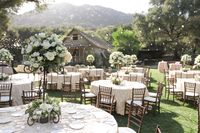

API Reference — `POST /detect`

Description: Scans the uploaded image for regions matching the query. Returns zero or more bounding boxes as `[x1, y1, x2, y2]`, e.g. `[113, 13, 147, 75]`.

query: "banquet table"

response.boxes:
[169, 63, 182, 71]
[176, 78, 200, 95]
[112, 72, 144, 82]
[47, 72, 82, 90]
[0, 102, 118, 133]
[91, 80, 148, 115]
[0, 66, 13, 75]
[121, 67, 145, 73]
[78, 68, 104, 79]
[169, 70, 200, 78]
[158, 61, 168, 73]
[0, 73, 40, 105]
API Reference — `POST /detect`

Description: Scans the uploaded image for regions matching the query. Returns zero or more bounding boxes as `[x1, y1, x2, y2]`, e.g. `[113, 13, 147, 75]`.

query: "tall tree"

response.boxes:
[112, 27, 140, 55]
[133, 0, 200, 59]
[0, 0, 41, 38]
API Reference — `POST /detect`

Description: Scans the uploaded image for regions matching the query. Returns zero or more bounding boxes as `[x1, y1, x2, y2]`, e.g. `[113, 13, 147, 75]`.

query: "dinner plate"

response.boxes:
[11, 112, 24, 117]
[66, 109, 76, 114]
[0, 107, 16, 113]
[0, 127, 15, 133]
[69, 122, 84, 130]
[0, 118, 11, 124]
[72, 114, 85, 119]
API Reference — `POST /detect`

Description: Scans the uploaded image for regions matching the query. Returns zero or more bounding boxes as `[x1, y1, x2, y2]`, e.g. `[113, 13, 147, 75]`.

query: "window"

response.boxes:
[72, 34, 78, 40]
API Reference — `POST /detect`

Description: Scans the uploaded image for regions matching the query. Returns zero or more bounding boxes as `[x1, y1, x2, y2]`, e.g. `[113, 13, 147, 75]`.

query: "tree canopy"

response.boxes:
[133, 0, 200, 59]
[112, 26, 140, 55]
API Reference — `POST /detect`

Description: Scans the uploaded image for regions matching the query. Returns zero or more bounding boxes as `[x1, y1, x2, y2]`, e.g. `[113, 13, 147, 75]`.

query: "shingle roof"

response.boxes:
[64, 28, 111, 50]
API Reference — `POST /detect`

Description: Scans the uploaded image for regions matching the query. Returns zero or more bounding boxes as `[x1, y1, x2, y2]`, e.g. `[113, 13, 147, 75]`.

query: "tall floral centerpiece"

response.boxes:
[0, 48, 13, 80]
[86, 54, 95, 66]
[26, 33, 72, 99]
[109, 51, 125, 70]
[181, 54, 192, 67]
[109, 51, 125, 85]
[193, 55, 200, 70]
[124, 54, 138, 74]
[25, 33, 71, 125]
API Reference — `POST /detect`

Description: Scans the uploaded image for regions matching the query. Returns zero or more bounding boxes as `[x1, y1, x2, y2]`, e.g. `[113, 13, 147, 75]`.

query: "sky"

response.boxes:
[18, 0, 151, 14]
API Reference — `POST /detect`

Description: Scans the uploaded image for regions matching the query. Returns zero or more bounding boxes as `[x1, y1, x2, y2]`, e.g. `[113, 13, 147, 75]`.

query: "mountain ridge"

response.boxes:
[11, 3, 133, 28]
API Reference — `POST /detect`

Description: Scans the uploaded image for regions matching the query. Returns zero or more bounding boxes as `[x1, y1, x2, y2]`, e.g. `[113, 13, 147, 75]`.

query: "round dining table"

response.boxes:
[111, 72, 144, 82]
[47, 72, 82, 90]
[0, 73, 40, 105]
[0, 102, 118, 133]
[78, 68, 104, 79]
[91, 80, 148, 115]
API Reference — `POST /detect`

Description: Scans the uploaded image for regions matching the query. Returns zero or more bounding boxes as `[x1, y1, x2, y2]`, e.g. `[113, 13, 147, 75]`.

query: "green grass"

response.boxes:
[47, 68, 198, 133]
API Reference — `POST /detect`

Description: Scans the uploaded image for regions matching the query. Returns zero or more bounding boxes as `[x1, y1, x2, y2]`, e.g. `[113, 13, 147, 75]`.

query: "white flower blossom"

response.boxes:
[26, 45, 33, 53]
[41, 40, 50, 49]
[44, 52, 56, 61]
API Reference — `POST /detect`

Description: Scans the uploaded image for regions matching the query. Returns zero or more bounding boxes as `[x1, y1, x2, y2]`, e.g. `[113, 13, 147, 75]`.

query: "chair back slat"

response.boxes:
[131, 88, 146, 102]
[22, 90, 40, 104]
[184, 82, 196, 93]
[0, 83, 12, 96]
[129, 74, 138, 82]
[99, 86, 112, 94]
[128, 105, 146, 133]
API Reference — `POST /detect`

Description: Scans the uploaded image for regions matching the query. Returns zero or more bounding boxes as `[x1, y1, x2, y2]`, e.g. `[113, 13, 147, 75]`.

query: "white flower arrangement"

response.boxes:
[25, 96, 60, 125]
[181, 54, 192, 65]
[0, 73, 9, 81]
[111, 76, 122, 85]
[193, 55, 200, 69]
[86, 54, 95, 64]
[109, 51, 125, 67]
[0, 48, 13, 63]
[124, 54, 137, 66]
[26, 33, 72, 72]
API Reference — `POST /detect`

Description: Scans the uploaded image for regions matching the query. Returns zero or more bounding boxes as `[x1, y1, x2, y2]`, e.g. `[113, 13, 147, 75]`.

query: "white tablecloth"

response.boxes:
[0, 73, 40, 105]
[121, 67, 144, 73]
[169, 63, 182, 71]
[0, 66, 13, 75]
[47, 72, 82, 90]
[79, 68, 104, 79]
[91, 80, 148, 115]
[176, 78, 200, 95]
[0, 102, 118, 133]
[158, 61, 168, 73]
[112, 72, 144, 82]
[169, 70, 200, 78]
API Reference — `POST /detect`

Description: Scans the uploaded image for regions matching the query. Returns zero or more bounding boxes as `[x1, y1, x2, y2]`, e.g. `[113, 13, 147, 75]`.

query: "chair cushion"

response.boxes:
[185, 92, 199, 97]
[144, 96, 156, 102]
[0, 96, 12, 102]
[126, 100, 143, 106]
[82, 92, 96, 98]
[169, 89, 182, 93]
[118, 127, 136, 133]
[148, 92, 157, 97]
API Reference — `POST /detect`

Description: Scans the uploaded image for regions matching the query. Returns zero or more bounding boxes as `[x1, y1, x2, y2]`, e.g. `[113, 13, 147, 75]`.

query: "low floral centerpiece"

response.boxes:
[111, 76, 122, 85]
[25, 95, 60, 126]
[0, 73, 9, 81]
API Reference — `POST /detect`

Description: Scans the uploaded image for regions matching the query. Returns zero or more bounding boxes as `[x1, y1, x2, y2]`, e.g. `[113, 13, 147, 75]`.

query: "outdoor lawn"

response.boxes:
[47, 68, 198, 133]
